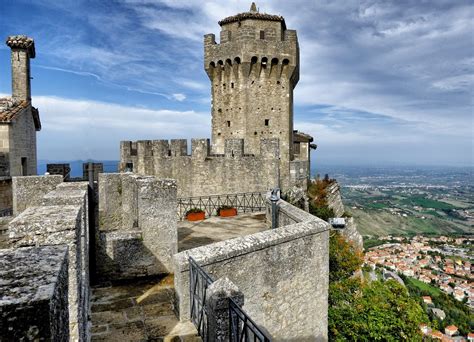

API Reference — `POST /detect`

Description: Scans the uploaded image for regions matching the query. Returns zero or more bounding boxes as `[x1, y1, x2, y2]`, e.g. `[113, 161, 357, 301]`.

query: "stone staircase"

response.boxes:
[91, 274, 201, 341]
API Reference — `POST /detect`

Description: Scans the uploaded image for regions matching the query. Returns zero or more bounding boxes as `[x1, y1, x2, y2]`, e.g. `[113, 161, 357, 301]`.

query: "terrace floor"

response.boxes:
[177, 212, 268, 252]
[90, 275, 200, 341]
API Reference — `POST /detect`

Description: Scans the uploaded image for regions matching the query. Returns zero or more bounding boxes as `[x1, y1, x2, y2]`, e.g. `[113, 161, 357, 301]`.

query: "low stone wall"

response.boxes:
[12, 175, 63, 215]
[0, 245, 69, 341]
[97, 173, 177, 281]
[8, 181, 90, 341]
[173, 198, 330, 341]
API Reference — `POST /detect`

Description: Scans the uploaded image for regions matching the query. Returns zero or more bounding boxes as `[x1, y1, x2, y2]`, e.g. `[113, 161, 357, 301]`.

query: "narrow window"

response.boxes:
[21, 157, 27, 176]
[125, 162, 134, 172]
[264, 119, 269, 126]
[260, 30, 265, 39]
[227, 121, 231, 127]
[231, 82, 234, 88]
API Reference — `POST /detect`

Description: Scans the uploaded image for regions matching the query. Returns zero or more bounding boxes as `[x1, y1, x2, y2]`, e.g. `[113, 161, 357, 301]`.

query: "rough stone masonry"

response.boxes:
[120, 3, 313, 196]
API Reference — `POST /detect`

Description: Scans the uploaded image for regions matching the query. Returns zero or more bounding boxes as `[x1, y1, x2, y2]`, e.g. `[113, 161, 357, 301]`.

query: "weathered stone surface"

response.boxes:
[120, 139, 281, 197]
[8, 182, 90, 342]
[325, 182, 345, 217]
[97, 173, 178, 281]
[340, 217, 363, 251]
[0, 245, 69, 341]
[12, 175, 62, 215]
[206, 277, 244, 342]
[325, 181, 363, 250]
[138, 177, 177, 273]
[174, 197, 330, 341]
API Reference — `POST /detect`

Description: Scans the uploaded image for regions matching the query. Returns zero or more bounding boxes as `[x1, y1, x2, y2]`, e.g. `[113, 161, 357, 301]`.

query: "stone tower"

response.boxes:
[204, 3, 300, 189]
[6, 35, 35, 101]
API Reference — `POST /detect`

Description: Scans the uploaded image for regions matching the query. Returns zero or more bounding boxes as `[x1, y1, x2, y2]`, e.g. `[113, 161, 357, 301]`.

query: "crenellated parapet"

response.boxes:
[120, 138, 284, 197]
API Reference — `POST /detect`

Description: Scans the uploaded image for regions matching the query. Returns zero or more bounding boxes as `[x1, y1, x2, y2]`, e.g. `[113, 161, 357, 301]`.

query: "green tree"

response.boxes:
[329, 233, 363, 282]
[328, 235, 428, 341]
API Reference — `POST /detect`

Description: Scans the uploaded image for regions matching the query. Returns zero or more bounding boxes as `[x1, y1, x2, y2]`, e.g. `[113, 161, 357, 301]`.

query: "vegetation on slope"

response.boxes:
[401, 274, 474, 336]
[307, 176, 335, 221]
[328, 234, 428, 341]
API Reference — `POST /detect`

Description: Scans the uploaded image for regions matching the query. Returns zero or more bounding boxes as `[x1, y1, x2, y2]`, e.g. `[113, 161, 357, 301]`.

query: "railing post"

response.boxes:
[205, 277, 244, 342]
[270, 188, 280, 229]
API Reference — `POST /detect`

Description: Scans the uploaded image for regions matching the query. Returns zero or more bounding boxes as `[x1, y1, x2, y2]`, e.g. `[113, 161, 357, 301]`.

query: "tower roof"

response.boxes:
[6, 35, 35, 58]
[218, 3, 286, 28]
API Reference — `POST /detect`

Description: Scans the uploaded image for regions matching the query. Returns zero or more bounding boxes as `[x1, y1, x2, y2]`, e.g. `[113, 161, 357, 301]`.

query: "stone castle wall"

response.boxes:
[5, 106, 37, 177]
[0, 246, 69, 341]
[8, 177, 90, 341]
[174, 196, 329, 341]
[204, 19, 299, 191]
[97, 173, 177, 281]
[119, 138, 306, 197]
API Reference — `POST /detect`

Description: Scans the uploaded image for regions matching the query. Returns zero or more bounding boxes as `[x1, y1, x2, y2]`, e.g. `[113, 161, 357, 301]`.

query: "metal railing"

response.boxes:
[0, 208, 12, 217]
[178, 192, 266, 220]
[189, 256, 214, 341]
[229, 298, 271, 342]
[189, 257, 272, 342]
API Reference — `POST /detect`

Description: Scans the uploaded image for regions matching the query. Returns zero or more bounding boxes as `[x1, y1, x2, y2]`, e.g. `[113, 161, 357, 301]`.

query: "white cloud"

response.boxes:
[32, 95, 210, 160]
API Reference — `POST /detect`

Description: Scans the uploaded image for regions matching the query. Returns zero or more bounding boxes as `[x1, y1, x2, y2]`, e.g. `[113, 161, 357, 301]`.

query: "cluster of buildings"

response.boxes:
[365, 235, 473, 340]
[420, 323, 474, 342]
[365, 236, 473, 307]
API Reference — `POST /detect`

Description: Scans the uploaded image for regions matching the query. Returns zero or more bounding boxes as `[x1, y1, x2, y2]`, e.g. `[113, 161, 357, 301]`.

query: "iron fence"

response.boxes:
[188, 257, 272, 342]
[229, 298, 272, 342]
[189, 256, 214, 341]
[178, 191, 266, 220]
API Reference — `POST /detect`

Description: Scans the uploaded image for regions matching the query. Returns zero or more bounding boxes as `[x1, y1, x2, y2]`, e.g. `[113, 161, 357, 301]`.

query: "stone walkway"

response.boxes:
[91, 275, 200, 341]
[178, 212, 267, 251]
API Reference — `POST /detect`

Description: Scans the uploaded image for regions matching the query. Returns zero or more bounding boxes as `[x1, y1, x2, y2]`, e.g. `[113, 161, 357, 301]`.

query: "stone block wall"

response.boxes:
[120, 138, 284, 197]
[97, 173, 177, 281]
[7, 105, 37, 177]
[12, 174, 63, 215]
[47, 163, 71, 180]
[8, 181, 90, 341]
[0, 245, 69, 341]
[173, 198, 330, 341]
[0, 178, 12, 211]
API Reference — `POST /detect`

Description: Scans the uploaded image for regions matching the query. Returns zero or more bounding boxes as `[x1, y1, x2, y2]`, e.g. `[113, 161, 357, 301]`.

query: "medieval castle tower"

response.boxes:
[120, 3, 313, 196]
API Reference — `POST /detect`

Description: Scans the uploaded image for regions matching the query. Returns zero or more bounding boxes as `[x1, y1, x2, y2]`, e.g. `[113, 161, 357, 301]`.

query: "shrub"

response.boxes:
[185, 207, 204, 216]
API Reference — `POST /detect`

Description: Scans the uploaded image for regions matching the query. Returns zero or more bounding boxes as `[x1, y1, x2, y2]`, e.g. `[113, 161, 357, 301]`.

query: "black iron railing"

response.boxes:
[178, 192, 266, 220]
[189, 257, 272, 342]
[189, 256, 214, 340]
[229, 298, 272, 342]
[0, 208, 12, 217]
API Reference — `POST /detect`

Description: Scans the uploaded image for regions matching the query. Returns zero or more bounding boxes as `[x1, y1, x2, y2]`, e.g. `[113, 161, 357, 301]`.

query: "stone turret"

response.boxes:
[6, 35, 35, 101]
[204, 3, 299, 189]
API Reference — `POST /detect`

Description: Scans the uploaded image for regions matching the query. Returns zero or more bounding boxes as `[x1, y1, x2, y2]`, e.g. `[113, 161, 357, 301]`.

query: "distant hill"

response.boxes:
[37, 160, 119, 178]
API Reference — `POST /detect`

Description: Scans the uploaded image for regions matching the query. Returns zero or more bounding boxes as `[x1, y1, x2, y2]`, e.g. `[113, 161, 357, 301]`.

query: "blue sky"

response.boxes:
[0, 0, 472, 166]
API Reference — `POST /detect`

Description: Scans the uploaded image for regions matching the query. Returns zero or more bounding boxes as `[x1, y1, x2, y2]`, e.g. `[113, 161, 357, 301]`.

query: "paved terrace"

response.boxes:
[177, 212, 268, 252]
[91, 212, 268, 341]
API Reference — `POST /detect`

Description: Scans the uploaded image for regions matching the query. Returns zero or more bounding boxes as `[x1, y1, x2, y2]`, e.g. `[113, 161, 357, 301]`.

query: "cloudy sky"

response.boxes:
[0, 0, 472, 167]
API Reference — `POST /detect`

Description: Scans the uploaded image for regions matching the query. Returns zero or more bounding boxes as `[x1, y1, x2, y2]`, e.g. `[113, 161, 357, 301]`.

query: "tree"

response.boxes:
[329, 233, 363, 282]
[328, 235, 428, 341]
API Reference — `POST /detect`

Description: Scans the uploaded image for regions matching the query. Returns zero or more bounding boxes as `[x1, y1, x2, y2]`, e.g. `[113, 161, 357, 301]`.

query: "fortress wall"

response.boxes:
[12, 174, 63, 215]
[8, 181, 90, 342]
[120, 138, 284, 197]
[97, 173, 177, 280]
[173, 199, 329, 341]
[0, 246, 69, 341]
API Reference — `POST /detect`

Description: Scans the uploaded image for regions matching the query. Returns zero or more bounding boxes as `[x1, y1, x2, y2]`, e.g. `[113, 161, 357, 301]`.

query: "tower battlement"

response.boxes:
[119, 3, 312, 197]
[120, 138, 281, 197]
